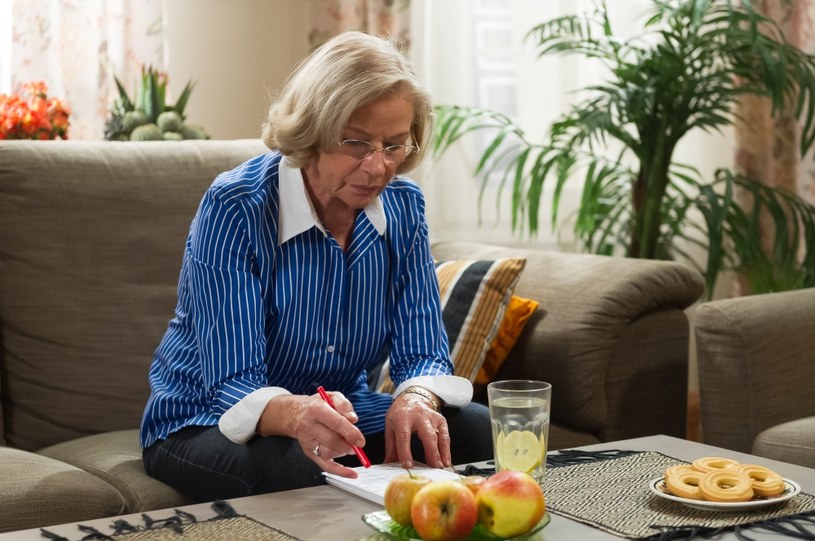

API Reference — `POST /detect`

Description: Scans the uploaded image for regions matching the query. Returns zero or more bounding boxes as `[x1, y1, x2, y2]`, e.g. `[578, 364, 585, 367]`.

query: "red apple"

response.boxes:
[384, 472, 431, 527]
[477, 470, 545, 538]
[459, 475, 486, 497]
[410, 480, 478, 541]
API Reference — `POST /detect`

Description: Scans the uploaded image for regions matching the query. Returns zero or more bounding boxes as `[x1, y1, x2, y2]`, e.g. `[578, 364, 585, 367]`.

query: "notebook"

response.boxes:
[322, 462, 461, 505]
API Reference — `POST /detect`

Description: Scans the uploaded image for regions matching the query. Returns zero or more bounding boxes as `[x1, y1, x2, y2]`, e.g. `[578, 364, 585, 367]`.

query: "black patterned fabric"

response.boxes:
[544, 450, 815, 540]
[39, 501, 303, 541]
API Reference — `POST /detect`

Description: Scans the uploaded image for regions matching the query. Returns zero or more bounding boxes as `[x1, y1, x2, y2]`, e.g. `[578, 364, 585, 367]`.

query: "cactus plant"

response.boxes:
[104, 66, 210, 142]
[157, 111, 183, 133]
[130, 124, 164, 141]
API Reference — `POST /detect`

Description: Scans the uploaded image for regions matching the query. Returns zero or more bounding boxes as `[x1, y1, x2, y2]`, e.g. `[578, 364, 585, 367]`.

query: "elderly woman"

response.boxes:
[140, 31, 492, 500]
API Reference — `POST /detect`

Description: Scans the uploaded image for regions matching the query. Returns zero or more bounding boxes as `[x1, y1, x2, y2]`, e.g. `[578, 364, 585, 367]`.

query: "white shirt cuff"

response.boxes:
[393, 375, 473, 408]
[218, 387, 291, 444]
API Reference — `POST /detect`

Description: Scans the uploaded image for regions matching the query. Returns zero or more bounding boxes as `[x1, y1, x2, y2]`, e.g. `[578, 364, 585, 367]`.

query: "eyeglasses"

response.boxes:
[337, 139, 419, 163]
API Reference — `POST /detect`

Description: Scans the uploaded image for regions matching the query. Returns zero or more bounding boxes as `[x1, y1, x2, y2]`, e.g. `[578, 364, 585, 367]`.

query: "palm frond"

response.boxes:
[432, 0, 815, 297]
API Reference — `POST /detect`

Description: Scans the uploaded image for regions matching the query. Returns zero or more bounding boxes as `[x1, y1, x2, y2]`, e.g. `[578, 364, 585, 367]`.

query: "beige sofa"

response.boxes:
[0, 140, 704, 533]
[696, 288, 815, 468]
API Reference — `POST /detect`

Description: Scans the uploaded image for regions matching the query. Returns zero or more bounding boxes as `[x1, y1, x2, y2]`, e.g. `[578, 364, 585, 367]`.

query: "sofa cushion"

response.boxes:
[476, 294, 539, 386]
[547, 423, 601, 451]
[430, 240, 702, 434]
[752, 417, 815, 469]
[376, 257, 526, 392]
[0, 140, 268, 451]
[0, 446, 126, 533]
[38, 429, 194, 513]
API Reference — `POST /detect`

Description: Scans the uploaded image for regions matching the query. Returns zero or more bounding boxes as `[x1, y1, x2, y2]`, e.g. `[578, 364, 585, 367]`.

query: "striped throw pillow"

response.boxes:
[377, 257, 527, 393]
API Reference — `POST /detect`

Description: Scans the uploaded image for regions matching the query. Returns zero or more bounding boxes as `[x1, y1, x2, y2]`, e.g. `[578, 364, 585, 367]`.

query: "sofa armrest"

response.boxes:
[695, 288, 815, 453]
[430, 240, 704, 446]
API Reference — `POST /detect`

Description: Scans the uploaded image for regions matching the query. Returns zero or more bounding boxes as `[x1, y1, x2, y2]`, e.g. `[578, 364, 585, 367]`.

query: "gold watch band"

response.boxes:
[399, 386, 442, 412]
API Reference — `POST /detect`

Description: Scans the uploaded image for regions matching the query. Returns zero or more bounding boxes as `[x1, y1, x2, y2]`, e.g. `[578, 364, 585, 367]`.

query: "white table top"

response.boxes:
[3, 435, 813, 540]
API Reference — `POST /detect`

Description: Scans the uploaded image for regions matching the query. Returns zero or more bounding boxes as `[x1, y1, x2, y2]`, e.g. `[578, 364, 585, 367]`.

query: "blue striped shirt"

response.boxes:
[140, 152, 453, 447]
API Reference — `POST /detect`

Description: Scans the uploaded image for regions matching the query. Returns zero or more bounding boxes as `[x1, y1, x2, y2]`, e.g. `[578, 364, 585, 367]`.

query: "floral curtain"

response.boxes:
[307, 0, 411, 51]
[733, 0, 815, 205]
[8, 0, 167, 140]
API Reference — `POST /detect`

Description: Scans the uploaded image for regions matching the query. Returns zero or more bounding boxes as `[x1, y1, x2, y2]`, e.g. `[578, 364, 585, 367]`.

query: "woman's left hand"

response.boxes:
[384, 391, 450, 469]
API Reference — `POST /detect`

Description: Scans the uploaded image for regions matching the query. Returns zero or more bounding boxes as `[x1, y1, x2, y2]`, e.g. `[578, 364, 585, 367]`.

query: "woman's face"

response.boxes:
[303, 90, 414, 214]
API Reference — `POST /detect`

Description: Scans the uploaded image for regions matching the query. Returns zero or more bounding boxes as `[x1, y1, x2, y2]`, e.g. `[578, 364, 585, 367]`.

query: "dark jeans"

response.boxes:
[143, 402, 493, 502]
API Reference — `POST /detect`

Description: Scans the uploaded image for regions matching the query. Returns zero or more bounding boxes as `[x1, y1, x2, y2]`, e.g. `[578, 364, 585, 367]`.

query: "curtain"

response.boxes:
[733, 0, 815, 204]
[307, 0, 411, 50]
[729, 1, 815, 297]
[8, 0, 167, 140]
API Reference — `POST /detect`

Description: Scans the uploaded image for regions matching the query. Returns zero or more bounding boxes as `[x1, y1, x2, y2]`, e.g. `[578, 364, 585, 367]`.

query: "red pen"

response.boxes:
[316, 386, 371, 468]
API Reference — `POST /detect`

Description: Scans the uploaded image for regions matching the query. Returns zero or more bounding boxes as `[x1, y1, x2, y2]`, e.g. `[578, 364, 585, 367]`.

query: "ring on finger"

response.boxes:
[312, 443, 321, 457]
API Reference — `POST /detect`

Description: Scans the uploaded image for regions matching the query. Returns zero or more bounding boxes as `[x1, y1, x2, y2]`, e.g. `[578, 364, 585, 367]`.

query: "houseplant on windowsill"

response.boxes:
[104, 65, 210, 141]
[432, 0, 815, 298]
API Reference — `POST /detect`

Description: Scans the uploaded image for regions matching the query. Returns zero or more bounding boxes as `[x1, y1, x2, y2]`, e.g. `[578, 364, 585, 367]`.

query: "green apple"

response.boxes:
[477, 470, 545, 538]
[384, 472, 431, 527]
[410, 480, 478, 541]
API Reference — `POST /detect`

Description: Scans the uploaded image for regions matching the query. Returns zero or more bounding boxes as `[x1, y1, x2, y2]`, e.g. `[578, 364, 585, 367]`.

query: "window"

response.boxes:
[411, 0, 590, 249]
[411, 0, 732, 251]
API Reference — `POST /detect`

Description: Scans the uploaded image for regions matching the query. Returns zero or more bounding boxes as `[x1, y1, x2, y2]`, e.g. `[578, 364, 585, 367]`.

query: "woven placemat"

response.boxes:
[40, 501, 303, 541]
[544, 450, 815, 540]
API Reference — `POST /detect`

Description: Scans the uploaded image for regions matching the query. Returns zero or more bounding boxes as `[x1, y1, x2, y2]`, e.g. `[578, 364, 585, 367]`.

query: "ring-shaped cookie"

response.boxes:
[665, 470, 704, 500]
[665, 464, 693, 479]
[735, 464, 785, 498]
[698, 470, 754, 502]
[691, 456, 740, 474]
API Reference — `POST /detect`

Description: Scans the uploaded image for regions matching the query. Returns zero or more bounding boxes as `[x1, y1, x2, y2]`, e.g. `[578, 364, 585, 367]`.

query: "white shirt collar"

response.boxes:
[278, 157, 387, 246]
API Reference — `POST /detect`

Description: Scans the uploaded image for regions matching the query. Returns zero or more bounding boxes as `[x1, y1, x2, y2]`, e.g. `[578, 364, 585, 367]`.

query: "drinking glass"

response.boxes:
[487, 380, 551, 486]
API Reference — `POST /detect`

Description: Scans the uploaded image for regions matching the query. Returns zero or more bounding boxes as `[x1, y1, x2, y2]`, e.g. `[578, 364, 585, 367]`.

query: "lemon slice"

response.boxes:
[496, 430, 542, 473]
[495, 431, 506, 455]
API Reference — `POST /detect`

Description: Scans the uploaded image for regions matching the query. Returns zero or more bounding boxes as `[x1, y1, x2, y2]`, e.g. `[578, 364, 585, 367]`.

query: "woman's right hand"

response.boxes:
[256, 392, 365, 478]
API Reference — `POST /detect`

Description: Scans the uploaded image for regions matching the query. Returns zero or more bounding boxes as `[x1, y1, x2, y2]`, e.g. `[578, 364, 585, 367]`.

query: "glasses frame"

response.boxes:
[336, 138, 420, 163]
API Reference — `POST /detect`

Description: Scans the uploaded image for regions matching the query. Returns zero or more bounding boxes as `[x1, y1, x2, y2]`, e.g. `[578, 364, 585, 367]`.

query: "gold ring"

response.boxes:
[312, 444, 321, 457]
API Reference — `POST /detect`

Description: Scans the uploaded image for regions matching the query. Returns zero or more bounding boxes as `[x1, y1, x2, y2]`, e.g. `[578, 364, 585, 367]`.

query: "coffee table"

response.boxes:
[2, 435, 813, 540]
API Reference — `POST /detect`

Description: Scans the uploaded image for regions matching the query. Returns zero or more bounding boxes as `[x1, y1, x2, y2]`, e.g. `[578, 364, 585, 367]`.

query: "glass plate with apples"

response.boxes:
[361, 510, 551, 540]
[374, 468, 548, 540]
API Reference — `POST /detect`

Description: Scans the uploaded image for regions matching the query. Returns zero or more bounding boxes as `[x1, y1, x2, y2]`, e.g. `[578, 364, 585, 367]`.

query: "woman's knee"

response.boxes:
[145, 440, 256, 500]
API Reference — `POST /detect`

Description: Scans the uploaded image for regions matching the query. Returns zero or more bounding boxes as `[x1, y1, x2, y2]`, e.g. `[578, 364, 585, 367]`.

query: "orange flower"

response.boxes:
[0, 81, 71, 140]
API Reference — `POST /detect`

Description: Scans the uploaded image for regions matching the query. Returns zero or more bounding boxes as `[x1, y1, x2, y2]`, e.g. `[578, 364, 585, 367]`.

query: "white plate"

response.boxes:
[649, 477, 801, 512]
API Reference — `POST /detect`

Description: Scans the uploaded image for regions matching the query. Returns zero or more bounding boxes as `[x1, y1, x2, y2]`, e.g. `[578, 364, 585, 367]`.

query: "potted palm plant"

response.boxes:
[433, 0, 815, 298]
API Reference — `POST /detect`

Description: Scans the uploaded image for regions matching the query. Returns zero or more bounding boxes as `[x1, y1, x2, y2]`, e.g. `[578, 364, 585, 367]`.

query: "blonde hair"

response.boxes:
[261, 31, 432, 174]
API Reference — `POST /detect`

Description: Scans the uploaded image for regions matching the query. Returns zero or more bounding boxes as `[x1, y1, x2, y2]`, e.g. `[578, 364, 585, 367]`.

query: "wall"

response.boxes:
[165, 0, 310, 140]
